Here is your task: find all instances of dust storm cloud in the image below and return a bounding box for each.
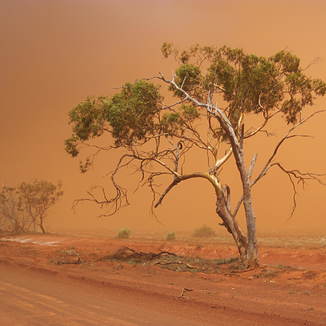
[1,0,326,236]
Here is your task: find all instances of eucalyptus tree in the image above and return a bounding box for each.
[65,44,326,267]
[0,180,63,234]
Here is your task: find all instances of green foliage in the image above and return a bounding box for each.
[64,136,79,157]
[117,228,131,239]
[160,112,181,134]
[161,42,174,58]
[181,104,200,120]
[272,50,300,73]
[69,97,106,141]
[160,105,200,136]
[0,180,63,234]
[164,44,326,125]
[65,96,107,157]
[66,80,162,155]
[18,180,63,206]
[192,225,217,238]
[170,64,202,98]
[166,232,176,241]
[105,81,162,145]
[205,48,285,121]
[66,44,326,166]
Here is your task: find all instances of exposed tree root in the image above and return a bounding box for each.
[101,247,239,273]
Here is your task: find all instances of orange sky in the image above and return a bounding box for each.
[1,0,326,236]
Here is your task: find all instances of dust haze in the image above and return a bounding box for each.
[1,0,326,236]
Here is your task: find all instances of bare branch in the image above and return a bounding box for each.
[289,110,326,132]
[210,147,232,174]
[248,154,258,180]
[213,83,226,93]
[244,109,281,139]
[271,162,326,186]
[160,98,188,111]
[81,142,117,151]
[232,197,243,219]
[154,178,181,208]
[156,73,242,153]
[251,109,326,187]
[253,134,311,187]
[268,162,326,217]
[233,115,324,218]
[154,172,222,208]
[302,57,321,71]
[152,158,180,177]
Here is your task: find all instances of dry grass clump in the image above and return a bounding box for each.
[117,228,131,239]
[192,225,216,238]
[166,232,176,241]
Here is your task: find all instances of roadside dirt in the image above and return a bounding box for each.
[1,234,326,325]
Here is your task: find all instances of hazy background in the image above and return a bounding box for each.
[1,0,326,237]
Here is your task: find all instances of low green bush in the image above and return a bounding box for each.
[166,232,176,241]
[192,225,216,238]
[117,228,131,239]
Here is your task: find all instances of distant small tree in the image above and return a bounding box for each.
[65,44,326,267]
[0,180,63,234]
[0,186,30,233]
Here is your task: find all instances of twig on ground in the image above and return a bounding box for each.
[179,287,193,298]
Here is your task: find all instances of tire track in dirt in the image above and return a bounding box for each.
[0,279,139,326]
[1,263,323,326]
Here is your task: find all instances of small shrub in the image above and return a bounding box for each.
[117,228,131,239]
[192,225,216,238]
[166,232,176,241]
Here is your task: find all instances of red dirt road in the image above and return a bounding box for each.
[1,235,326,325]
[0,264,283,326]
[2,264,230,326]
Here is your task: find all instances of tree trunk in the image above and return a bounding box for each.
[39,217,46,234]
[216,197,247,263]
[214,113,258,267]
[241,175,259,267]
[227,138,259,267]
[165,78,259,267]
[216,193,258,267]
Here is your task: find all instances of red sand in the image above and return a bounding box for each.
[1,234,326,325]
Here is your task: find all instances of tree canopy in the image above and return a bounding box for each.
[0,180,63,234]
[66,45,326,153]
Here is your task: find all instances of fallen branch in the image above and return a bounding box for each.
[179,287,193,298]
